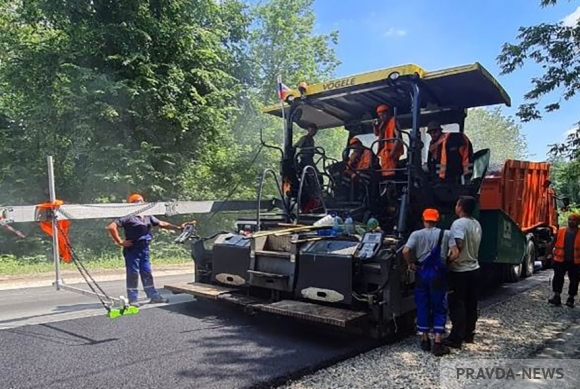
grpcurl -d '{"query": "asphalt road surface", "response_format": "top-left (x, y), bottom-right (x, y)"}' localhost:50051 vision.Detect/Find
top-left (0, 272), bottom-right (550, 389)
top-left (0, 275), bottom-right (378, 389)
top-left (0, 274), bottom-right (194, 329)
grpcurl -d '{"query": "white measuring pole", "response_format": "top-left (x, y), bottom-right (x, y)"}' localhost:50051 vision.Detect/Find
top-left (47, 156), bottom-right (62, 290)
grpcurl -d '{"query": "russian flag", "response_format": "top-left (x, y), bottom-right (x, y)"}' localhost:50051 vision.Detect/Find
top-left (276, 76), bottom-right (291, 101)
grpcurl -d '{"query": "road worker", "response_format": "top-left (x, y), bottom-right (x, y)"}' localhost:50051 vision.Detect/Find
top-left (344, 137), bottom-right (372, 182)
top-left (426, 121), bottom-right (474, 183)
top-left (373, 104), bottom-right (403, 178)
top-left (294, 124), bottom-right (323, 213)
top-left (106, 194), bottom-right (184, 307)
top-left (341, 137), bottom-right (374, 200)
top-left (548, 213), bottom-right (580, 307)
top-left (444, 196), bottom-right (482, 349)
top-left (294, 123), bottom-right (319, 171)
top-left (403, 208), bottom-right (456, 356)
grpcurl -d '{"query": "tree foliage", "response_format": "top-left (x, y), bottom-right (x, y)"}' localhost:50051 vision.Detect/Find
top-left (497, 0), bottom-right (580, 158)
top-left (549, 157), bottom-right (580, 206)
top-left (0, 0), bottom-right (251, 204)
top-left (464, 107), bottom-right (529, 170)
top-left (182, 0), bottom-right (343, 205)
top-left (248, 0), bottom-right (340, 105)
top-left (0, 0), bottom-right (345, 259)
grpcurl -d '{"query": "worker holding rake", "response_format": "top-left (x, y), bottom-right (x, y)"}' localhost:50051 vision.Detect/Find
top-left (107, 193), bottom-right (184, 307)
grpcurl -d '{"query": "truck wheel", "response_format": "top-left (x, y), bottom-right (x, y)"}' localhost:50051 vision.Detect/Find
top-left (541, 256), bottom-right (552, 270)
top-left (521, 240), bottom-right (536, 278)
top-left (504, 263), bottom-right (521, 283)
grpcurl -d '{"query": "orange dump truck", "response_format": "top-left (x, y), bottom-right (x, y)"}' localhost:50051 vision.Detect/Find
top-left (477, 160), bottom-right (559, 282)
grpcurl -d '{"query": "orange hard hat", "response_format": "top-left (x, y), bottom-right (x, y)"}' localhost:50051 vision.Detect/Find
top-left (569, 213), bottom-right (580, 221)
top-left (128, 194), bottom-right (144, 203)
top-left (376, 104), bottom-right (390, 114)
top-left (422, 208), bottom-right (440, 222)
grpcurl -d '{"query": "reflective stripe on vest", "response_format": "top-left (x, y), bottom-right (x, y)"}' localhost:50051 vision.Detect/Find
top-left (346, 149), bottom-right (372, 180)
top-left (430, 133), bottom-right (473, 179)
top-left (553, 227), bottom-right (580, 264)
top-left (374, 117), bottom-right (402, 176)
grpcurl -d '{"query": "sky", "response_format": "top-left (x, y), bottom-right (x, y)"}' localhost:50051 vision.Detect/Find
top-left (305, 0), bottom-right (580, 162)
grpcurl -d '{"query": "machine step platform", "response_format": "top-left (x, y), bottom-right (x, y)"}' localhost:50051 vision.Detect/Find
top-left (255, 300), bottom-right (367, 328)
top-left (164, 282), bottom-right (238, 300)
top-left (165, 283), bottom-right (368, 328)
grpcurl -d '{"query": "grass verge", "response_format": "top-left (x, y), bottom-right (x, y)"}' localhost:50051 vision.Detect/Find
top-left (0, 254), bottom-right (191, 276)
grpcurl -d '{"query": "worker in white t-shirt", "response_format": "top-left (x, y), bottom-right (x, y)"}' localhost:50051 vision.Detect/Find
top-left (444, 196), bottom-right (482, 349)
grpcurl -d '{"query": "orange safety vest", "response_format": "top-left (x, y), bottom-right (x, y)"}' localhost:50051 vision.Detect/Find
top-left (373, 117), bottom-right (403, 177)
top-left (345, 148), bottom-right (372, 181)
top-left (553, 227), bottom-right (580, 265)
top-left (428, 133), bottom-right (473, 180)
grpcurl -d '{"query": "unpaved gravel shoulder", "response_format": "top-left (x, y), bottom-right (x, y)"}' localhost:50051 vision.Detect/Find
top-left (279, 273), bottom-right (580, 389)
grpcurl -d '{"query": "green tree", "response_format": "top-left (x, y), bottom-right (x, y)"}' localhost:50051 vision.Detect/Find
top-left (0, 0), bottom-right (249, 204)
top-left (497, 0), bottom-right (580, 157)
top-left (464, 107), bottom-right (529, 170)
top-left (181, 0), bottom-right (344, 204)
top-left (0, 0), bottom-right (346, 259)
top-left (248, 0), bottom-right (340, 105)
top-left (549, 157), bottom-right (580, 204)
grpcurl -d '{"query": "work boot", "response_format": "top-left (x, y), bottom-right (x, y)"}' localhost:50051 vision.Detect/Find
top-left (432, 342), bottom-right (451, 357)
top-left (420, 338), bottom-right (431, 352)
top-left (548, 294), bottom-right (562, 306)
top-left (150, 296), bottom-right (169, 304)
top-left (442, 338), bottom-right (462, 349)
top-left (566, 297), bottom-right (575, 308)
top-left (129, 301), bottom-right (140, 308)
top-left (464, 333), bottom-right (475, 344)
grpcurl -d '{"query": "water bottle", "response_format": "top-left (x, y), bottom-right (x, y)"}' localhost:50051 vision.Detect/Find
top-left (332, 214), bottom-right (344, 236)
top-left (344, 215), bottom-right (355, 235)
top-left (367, 217), bottom-right (379, 232)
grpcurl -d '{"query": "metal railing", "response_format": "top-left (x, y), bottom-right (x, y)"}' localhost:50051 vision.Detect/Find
top-left (256, 168), bottom-right (288, 232)
top-left (296, 165), bottom-right (328, 224)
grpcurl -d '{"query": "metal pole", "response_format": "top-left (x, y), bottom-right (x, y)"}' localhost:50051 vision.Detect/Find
top-left (397, 81), bottom-right (421, 236)
top-left (47, 156), bottom-right (61, 290)
top-left (278, 75), bottom-right (287, 148)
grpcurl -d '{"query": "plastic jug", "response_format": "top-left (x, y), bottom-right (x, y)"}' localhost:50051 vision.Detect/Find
top-left (332, 215), bottom-right (344, 236)
top-left (344, 215), bottom-right (355, 235)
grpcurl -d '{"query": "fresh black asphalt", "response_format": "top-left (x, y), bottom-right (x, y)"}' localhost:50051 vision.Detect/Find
top-left (0, 299), bottom-right (378, 389)
top-left (0, 271), bottom-right (549, 389)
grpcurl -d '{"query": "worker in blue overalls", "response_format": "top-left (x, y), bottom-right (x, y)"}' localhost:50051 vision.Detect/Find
top-left (106, 194), bottom-right (184, 307)
top-left (403, 208), bottom-right (457, 356)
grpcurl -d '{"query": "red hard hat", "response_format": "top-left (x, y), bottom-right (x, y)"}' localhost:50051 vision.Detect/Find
top-left (376, 104), bottom-right (390, 114)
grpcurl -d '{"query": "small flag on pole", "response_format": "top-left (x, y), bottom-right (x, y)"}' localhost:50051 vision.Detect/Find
top-left (276, 75), bottom-right (291, 101)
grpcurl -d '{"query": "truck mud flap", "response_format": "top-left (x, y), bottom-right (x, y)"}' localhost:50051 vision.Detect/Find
top-left (255, 300), bottom-right (368, 328)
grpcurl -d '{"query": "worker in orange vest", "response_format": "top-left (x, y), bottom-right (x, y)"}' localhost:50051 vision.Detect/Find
top-left (548, 213), bottom-right (580, 307)
top-left (344, 137), bottom-right (372, 181)
top-left (373, 104), bottom-right (403, 177)
top-left (426, 121), bottom-right (474, 183)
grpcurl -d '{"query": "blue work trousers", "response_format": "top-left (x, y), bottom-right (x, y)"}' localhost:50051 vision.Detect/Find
top-left (123, 241), bottom-right (160, 303)
top-left (414, 261), bottom-right (448, 334)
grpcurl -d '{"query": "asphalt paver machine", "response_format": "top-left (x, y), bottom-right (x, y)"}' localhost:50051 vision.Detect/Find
top-left (167, 63), bottom-right (528, 338)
